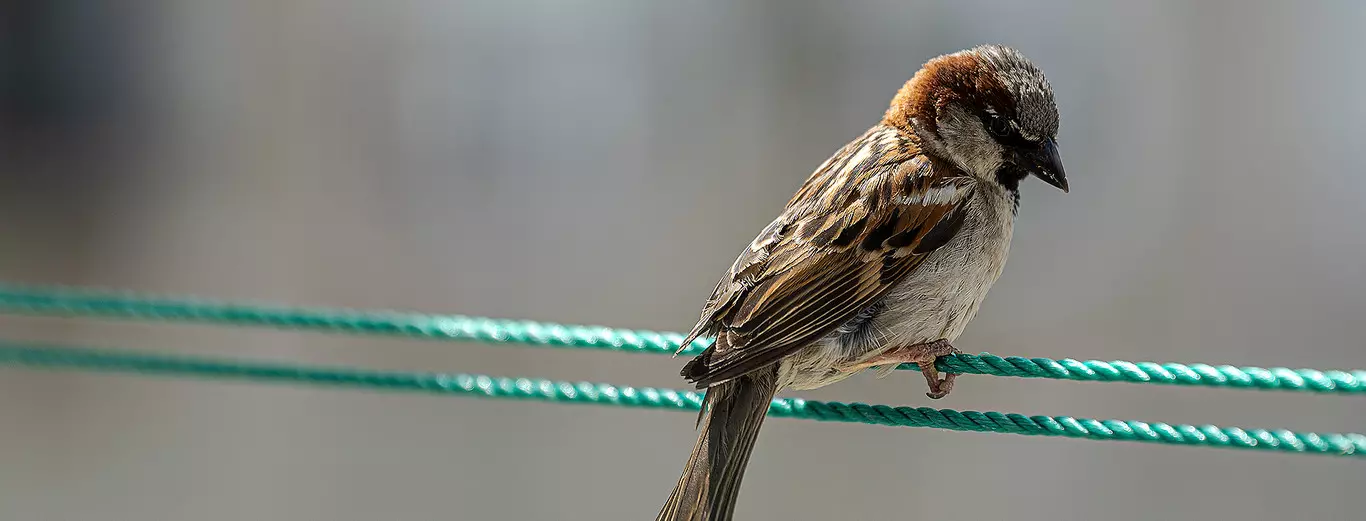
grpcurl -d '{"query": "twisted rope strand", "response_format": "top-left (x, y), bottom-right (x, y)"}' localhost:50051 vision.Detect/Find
top-left (0, 283), bottom-right (701, 353)
top-left (936, 354), bottom-right (1365, 394)
top-left (0, 341), bottom-right (1360, 458)
top-left (1, 283), bottom-right (1362, 394)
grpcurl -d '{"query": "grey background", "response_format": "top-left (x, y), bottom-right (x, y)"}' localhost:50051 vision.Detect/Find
top-left (2, 1), bottom-right (1364, 520)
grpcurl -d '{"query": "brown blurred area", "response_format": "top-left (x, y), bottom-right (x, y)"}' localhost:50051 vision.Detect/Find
top-left (2, 1), bottom-right (1364, 519)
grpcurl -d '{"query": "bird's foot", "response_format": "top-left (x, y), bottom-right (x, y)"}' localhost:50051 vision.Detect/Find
top-left (856, 339), bottom-right (960, 399)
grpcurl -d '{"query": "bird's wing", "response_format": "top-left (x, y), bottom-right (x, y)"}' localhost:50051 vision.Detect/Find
top-left (679, 127), bottom-right (976, 388)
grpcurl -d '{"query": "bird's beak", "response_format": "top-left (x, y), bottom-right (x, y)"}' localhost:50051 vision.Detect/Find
top-left (1030, 138), bottom-right (1069, 193)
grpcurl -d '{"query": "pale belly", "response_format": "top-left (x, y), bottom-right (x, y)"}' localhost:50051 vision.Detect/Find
top-left (777, 189), bottom-right (1015, 390)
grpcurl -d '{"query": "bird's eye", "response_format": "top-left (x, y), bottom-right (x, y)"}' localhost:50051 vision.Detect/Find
top-left (987, 116), bottom-right (1011, 137)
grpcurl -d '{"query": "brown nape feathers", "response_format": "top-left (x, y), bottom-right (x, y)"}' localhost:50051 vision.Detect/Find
top-left (884, 48), bottom-right (1020, 136)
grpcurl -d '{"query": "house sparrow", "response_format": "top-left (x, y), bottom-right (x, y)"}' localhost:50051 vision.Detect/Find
top-left (657, 45), bottom-right (1067, 520)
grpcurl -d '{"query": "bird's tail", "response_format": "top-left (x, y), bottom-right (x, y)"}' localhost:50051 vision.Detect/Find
top-left (656, 369), bottom-right (778, 521)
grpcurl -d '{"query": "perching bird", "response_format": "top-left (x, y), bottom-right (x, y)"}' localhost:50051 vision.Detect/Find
top-left (657, 45), bottom-right (1068, 520)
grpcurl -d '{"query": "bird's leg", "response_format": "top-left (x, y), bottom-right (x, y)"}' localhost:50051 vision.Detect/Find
top-left (854, 339), bottom-right (960, 399)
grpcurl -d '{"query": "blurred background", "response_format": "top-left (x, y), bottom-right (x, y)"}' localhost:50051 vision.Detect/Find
top-left (2, 1), bottom-right (1364, 519)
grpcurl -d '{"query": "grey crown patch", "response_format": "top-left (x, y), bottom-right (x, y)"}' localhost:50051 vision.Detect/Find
top-left (972, 45), bottom-right (1058, 140)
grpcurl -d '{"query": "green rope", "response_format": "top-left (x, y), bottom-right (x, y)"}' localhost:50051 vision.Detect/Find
top-left (1, 283), bottom-right (1361, 395)
top-left (0, 341), bottom-right (1360, 458)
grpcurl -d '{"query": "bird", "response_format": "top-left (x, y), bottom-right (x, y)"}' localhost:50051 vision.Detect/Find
top-left (656, 44), bottom-right (1068, 520)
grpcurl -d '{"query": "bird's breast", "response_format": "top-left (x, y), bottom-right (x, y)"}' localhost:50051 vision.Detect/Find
top-left (875, 183), bottom-right (1015, 345)
top-left (777, 183), bottom-right (1016, 391)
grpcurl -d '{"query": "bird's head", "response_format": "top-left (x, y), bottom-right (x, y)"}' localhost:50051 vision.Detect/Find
top-left (886, 44), bottom-right (1067, 194)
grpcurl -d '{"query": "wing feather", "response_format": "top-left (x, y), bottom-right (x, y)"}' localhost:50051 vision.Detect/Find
top-left (680, 126), bottom-right (976, 388)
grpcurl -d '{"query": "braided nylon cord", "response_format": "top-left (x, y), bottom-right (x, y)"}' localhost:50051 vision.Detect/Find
top-left (0, 341), bottom-right (1361, 458)
top-left (1, 283), bottom-right (1361, 394)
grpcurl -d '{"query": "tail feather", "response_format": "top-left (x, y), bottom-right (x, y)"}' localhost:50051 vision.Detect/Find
top-left (657, 368), bottom-right (778, 521)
